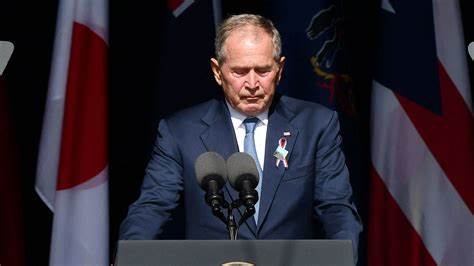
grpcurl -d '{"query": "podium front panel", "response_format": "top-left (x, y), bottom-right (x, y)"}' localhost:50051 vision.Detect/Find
top-left (115, 239), bottom-right (354, 266)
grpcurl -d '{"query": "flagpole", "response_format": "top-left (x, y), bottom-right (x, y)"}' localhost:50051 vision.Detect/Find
top-left (212, 0), bottom-right (222, 31)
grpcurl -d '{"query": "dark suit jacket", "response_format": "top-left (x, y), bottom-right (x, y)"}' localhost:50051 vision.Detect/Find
top-left (119, 94), bottom-right (362, 251)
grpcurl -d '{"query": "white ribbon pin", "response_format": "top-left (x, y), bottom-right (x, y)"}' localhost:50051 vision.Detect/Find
top-left (274, 137), bottom-right (289, 168)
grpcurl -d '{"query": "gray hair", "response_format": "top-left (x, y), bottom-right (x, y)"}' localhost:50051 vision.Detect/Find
top-left (215, 14), bottom-right (282, 64)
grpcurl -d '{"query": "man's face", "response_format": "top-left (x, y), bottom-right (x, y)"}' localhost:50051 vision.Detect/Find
top-left (211, 26), bottom-right (285, 116)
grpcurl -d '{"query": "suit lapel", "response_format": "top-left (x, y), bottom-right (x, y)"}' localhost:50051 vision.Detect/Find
top-left (199, 100), bottom-right (239, 202)
top-left (199, 100), bottom-right (237, 161)
top-left (257, 97), bottom-right (299, 232)
top-left (199, 99), bottom-right (258, 235)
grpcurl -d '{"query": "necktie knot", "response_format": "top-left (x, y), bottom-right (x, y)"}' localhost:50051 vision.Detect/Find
top-left (243, 117), bottom-right (259, 134)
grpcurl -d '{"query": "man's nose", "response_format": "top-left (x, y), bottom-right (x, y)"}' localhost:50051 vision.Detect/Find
top-left (245, 70), bottom-right (259, 89)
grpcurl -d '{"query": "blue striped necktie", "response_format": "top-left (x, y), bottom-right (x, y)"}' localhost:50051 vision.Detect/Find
top-left (243, 117), bottom-right (262, 224)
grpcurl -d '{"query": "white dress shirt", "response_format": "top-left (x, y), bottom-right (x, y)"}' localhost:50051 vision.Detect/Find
top-left (226, 101), bottom-right (268, 170)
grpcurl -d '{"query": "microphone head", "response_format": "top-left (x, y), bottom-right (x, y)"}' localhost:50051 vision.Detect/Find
top-left (194, 152), bottom-right (227, 190)
top-left (226, 152), bottom-right (260, 190)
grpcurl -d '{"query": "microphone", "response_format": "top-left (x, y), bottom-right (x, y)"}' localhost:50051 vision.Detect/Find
top-left (195, 152), bottom-right (228, 216)
top-left (226, 152), bottom-right (260, 225)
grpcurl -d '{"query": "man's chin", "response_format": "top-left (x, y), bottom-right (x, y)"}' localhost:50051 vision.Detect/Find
top-left (239, 104), bottom-right (266, 116)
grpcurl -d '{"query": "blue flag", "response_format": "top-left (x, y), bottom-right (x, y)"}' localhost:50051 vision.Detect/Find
top-left (263, 0), bottom-right (365, 262)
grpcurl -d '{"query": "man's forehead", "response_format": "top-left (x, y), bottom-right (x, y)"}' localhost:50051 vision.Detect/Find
top-left (224, 28), bottom-right (273, 53)
top-left (230, 25), bottom-right (267, 41)
top-left (226, 60), bottom-right (275, 69)
top-left (224, 50), bottom-right (275, 68)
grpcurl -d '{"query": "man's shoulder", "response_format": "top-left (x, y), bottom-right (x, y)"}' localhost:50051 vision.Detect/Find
top-left (163, 98), bottom-right (220, 124)
top-left (278, 95), bottom-right (335, 118)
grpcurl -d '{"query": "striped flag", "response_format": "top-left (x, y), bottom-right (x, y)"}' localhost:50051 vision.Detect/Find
top-left (35, 0), bottom-right (109, 264)
top-left (369, 0), bottom-right (473, 265)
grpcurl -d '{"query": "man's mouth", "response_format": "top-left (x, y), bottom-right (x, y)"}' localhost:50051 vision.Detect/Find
top-left (243, 96), bottom-right (262, 101)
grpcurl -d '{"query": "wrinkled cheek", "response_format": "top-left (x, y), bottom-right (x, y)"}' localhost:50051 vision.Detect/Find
top-left (233, 86), bottom-right (245, 97)
top-left (229, 87), bottom-right (243, 103)
top-left (262, 87), bottom-right (272, 95)
top-left (264, 82), bottom-right (277, 94)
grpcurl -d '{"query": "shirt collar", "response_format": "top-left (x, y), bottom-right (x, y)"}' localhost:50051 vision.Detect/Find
top-left (225, 100), bottom-right (269, 130)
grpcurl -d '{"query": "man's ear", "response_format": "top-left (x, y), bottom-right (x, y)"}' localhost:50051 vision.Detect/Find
top-left (276, 56), bottom-right (286, 84)
top-left (210, 58), bottom-right (222, 86)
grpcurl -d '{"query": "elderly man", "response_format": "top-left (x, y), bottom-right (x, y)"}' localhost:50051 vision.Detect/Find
top-left (120, 13), bottom-right (362, 253)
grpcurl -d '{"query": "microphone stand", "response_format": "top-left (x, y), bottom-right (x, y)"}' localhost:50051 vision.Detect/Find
top-left (227, 202), bottom-right (238, 240)
top-left (204, 186), bottom-right (257, 240)
top-left (238, 205), bottom-right (255, 226)
top-left (206, 196), bottom-right (257, 240)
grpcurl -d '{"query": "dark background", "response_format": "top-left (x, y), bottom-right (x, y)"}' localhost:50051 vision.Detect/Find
top-left (1, 0), bottom-right (472, 265)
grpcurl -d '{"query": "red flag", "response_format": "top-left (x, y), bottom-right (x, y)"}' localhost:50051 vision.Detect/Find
top-left (35, 0), bottom-right (109, 264)
top-left (0, 58), bottom-right (25, 265)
